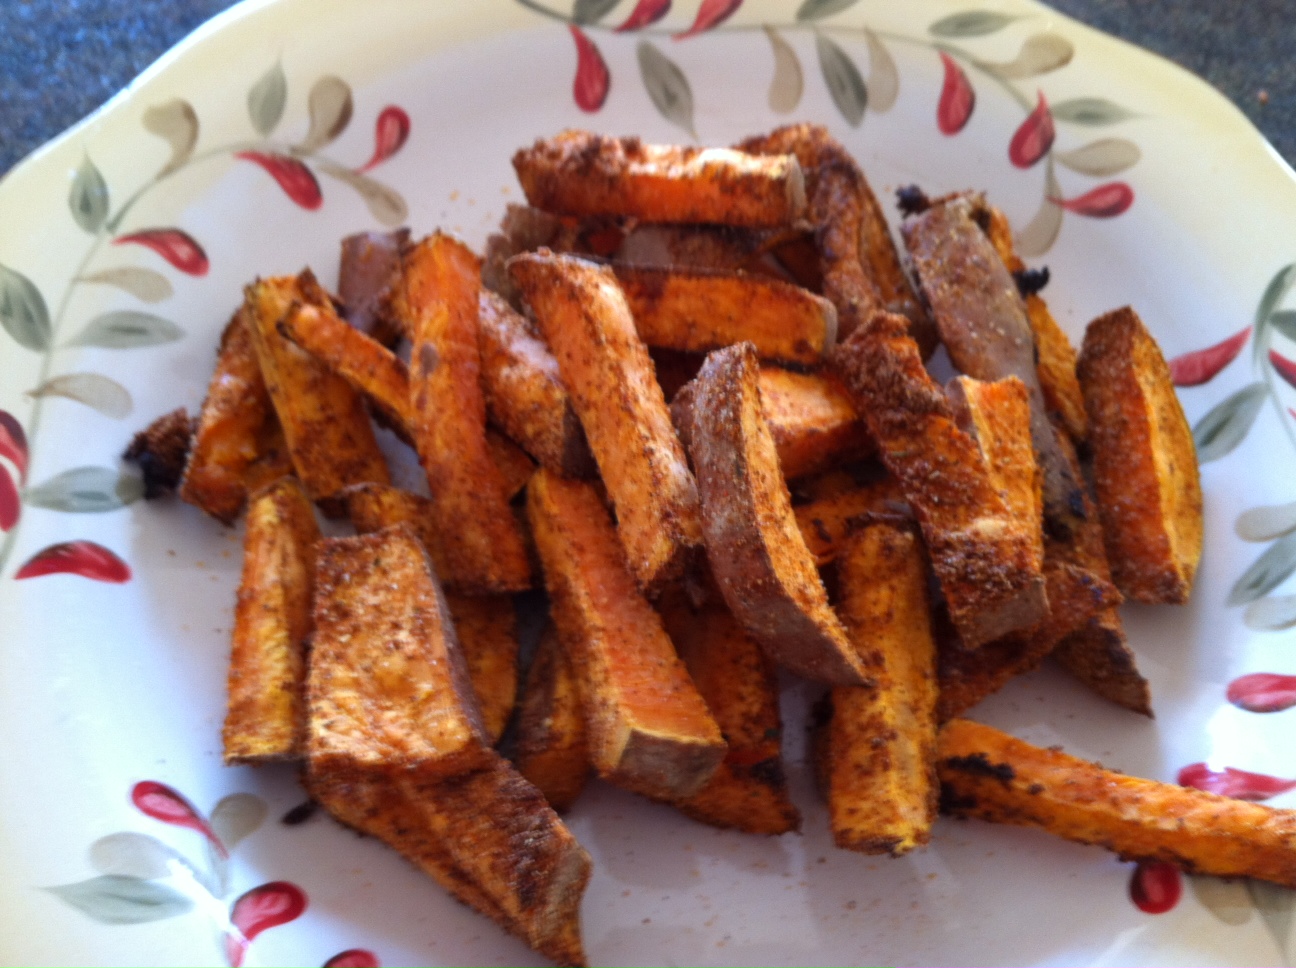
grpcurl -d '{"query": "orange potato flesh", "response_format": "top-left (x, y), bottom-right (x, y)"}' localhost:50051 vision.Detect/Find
top-left (793, 478), bottom-right (908, 566)
top-left (223, 477), bottom-right (319, 764)
top-left (485, 428), bottom-right (536, 502)
top-left (513, 129), bottom-right (807, 229)
top-left (400, 233), bottom-right (532, 594)
top-left (527, 469), bottom-right (725, 801)
top-left (445, 593), bottom-right (519, 746)
top-left (758, 366), bottom-right (873, 480)
top-left (513, 623), bottom-right (592, 813)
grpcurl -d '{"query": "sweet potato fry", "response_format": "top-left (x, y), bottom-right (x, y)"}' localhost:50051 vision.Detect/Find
top-left (937, 718), bottom-right (1296, 887)
top-left (180, 308), bottom-right (280, 524)
top-left (615, 223), bottom-right (792, 279)
top-left (830, 311), bottom-right (1047, 647)
top-left (400, 232), bottom-right (532, 593)
top-left (278, 297), bottom-right (413, 436)
top-left (527, 469), bottom-right (725, 800)
top-left (223, 477), bottom-right (319, 764)
top-left (485, 429), bottom-right (536, 501)
top-left (658, 587), bottom-right (800, 835)
top-left (477, 290), bottom-right (594, 477)
top-left (245, 272), bottom-right (390, 512)
top-left (482, 205), bottom-right (563, 306)
top-left (513, 129), bottom-right (806, 228)
top-left (757, 366), bottom-right (873, 480)
top-left (1052, 608), bottom-right (1152, 716)
top-left (338, 228), bottom-right (409, 346)
top-left (510, 250), bottom-right (702, 592)
top-left (1078, 306), bottom-right (1203, 604)
top-left (818, 523), bottom-right (938, 855)
top-left (681, 341), bottom-right (868, 686)
top-left (445, 593), bottom-right (519, 745)
top-left (513, 623), bottom-right (591, 813)
top-left (307, 525), bottom-right (491, 782)
top-left (793, 478), bottom-right (909, 565)
top-left (342, 481), bottom-right (453, 578)
top-left (612, 263), bottom-right (838, 366)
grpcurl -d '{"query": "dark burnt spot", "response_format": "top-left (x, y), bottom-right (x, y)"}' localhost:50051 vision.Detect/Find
top-left (123, 406), bottom-right (193, 499)
top-left (419, 342), bottom-right (440, 374)
top-left (942, 752), bottom-right (1015, 784)
top-left (895, 184), bottom-right (931, 216)
top-left (938, 788), bottom-right (979, 814)
top-left (1012, 265), bottom-right (1051, 298)
top-left (1027, 782), bottom-right (1045, 795)
top-left (281, 799), bottom-right (320, 826)
top-left (746, 757), bottom-right (787, 789)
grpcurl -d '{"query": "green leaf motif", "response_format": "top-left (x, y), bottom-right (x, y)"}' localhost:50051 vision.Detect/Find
top-left (929, 11), bottom-right (1017, 37)
top-left (24, 466), bottom-right (144, 512)
top-left (89, 832), bottom-right (187, 881)
top-left (78, 266), bottom-right (173, 303)
top-left (1228, 532), bottom-right (1296, 607)
top-left (864, 28), bottom-right (898, 112)
top-left (69, 311), bottom-right (184, 349)
top-left (0, 263), bottom-right (52, 352)
top-left (637, 41), bottom-right (695, 136)
top-left (143, 100), bottom-right (199, 176)
top-left (1244, 594), bottom-right (1296, 632)
top-left (796, 0), bottom-right (859, 20)
top-left (69, 156), bottom-right (110, 234)
top-left (1192, 381), bottom-right (1266, 463)
top-left (45, 875), bottom-right (194, 925)
top-left (979, 33), bottom-right (1073, 79)
top-left (1016, 161), bottom-right (1063, 257)
top-left (1050, 97), bottom-right (1137, 125)
top-left (764, 27), bottom-right (803, 114)
top-left (316, 162), bottom-right (408, 227)
top-left (28, 372), bottom-right (133, 419)
top-left (1054, 137), bottom-right (1141, 177)
top-left (1270, 309), bottom-right (1296, 340)
top-left (296, 76), bottom-right (354, 154)
top-left (248, 62), bottom-right (287, 136)
top-left (211, 793), bottom-right (269, 853)
top-left (572, 0), bottom-right (620, 24)
top-left (1255, 264), bottom-right (1296, 328)
top-left (815, 32), bottom-right (867, 126)
top-left (1237, 500), bottom-right (1296, 542)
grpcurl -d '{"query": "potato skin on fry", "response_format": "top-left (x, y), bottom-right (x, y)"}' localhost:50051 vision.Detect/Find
top-left (400, 233), bottom-right (533, 594)
top-left (224, 477), bottom-right (319, 764)
top-left (527, 469), bottom-right (726, 801)
top-left (1078, 306), bottom-right (1203, 604)
top-left (513, 129), bottom-right (807, 228)
top-left (513, 623), bottom-right (591, 813)
top-left (793, 478), bottom-right (908, 566)
top-left (682, 341), bottom-right (869, 687)
top-left (938, 718), bottom-right (1296, 887)
top-left (510, 250), bottom-right (702, 593)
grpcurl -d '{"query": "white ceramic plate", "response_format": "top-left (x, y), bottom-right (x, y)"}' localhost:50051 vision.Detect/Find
top-left (4, 1), bottom-right (1296, 964)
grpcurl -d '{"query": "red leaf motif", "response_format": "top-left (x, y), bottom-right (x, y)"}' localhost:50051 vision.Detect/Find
top-left (112, 229), bottom-right (209, 276)
top-left (1129, 860), bottom-right (1182, 914)
top-left (1167, 326), bottom-right (1252, 386)
top-left (1270, 349), bottom-right (1296, 389)
top-left (1009, 90), bottom-right (1055, 168)
top-left (358, 107), bottom-right (410, 173)
top-left (1227, 673), bottom-right (1296, 713)
top-left (1178, 763), bottom-right (1296, 801)
top-left (0, 464), bottom-right (17, 531)
top-left (131, 781), bottom-right (224, 851)
top-left (14, 541), bottom-right (131, 582)
top-left (674, 0), bottom-right (742, 38)
top-left (617, 0), bottom-right (671, 31)
top-left (937, 52), bottom-right (975, 135)
top-left (0, 411), bottom-right (28, 481)
top-left (235, 152), bottom-right (323, 209)
top-left (225, 882), bottom-right (308, 967)
top-left (569, 26), bottom-right (610, 112)
top-left (1050, 182), bottom-right (1134, 217)
top-left (324, 951), bottom-right (381, 968)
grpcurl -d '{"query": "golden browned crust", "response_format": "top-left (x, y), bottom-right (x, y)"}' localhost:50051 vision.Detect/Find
top-left (1052, 607), bottom-right (1152, 717)
top-left (526, 469), bottom-right (726, 800)
top-left (830, 311), bottom-right (1047, 647)
top-left (510, 250), bottom-right (702, 593)
top-left (793, 478), bottom-right (909, 566)
top-left (682, 341), bottom-right (869, 686)
top-left (513, 623), bottom-right (591, 813)
top-left (1078, 306), bottom-right (1203, 604)
top-left (341, 482), bottom-right (455, 585)
top-left (612, 262), bottom-right (837, 366)
top-left (223, 477), bottom-right (319, 764)
top-left (757, 366), bottom-right (873, 480)
top-left (445, 593), bottom-right (520, 745)
top-left (937, 719), bottom-right (1296, 887)
top-left (513, 129), bottom-right (807, 228)
top-left (399, 233), bottom-right (533, 594)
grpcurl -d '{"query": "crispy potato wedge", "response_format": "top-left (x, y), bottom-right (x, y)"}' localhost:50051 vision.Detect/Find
top-left (615, 223), bottom-right (792, 279)
top-left (1052, 608), bottom-right (1152, 716)
top-left (527, 469), bottom-right (726, 800)
top-left (793, 478), bottom-right (909, 566)
top-left (738, 123), bottom-right (933, 351)
top-left (342, 481), bottom-right (454, 579)
top-left (223, 477), bottom-right (319, 764)
top-left (1078, 306), bottom-right (1203, 604)
top-left (513, 129), bottom-right (806, 228)
top-left (830, 311), bottom-right (1047, 647)
top-left (938, 718), bottom-right (1296, 887)
top-left (482, 205), bottom-right (564, 306)
top-left (757, 366), bottom-right (873, 479)
top-left (681, 341), bottom-right (868, 686)
top-left (307, 525), bottom-right (491, 781)
top-left (445, 593), bottom-right (519, 745)
top-left (279, 297), bottom-right (413, 436)
top-left (400, 233), bottom-right (532, 593)
top-left (510, 250), bottom-right (702, 592)
top-left (819, 524), bottom-right (938, 855)
top-left (658, 587), bottom-right (800, 835)
top-left (611, 263), bottom-right (837, 366)
top-left (513, 623), bottom-right (592, 813)
top-left (485, 429), bottom-right (537, 502)
top-left (338, 228), bottom-right (409, 346)
top-left (245, 272), bottom-right (390, 512)
top-left (180, 308), bottom-right (280, 524)
top-left (478, 290), bottom-right (594, 478)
